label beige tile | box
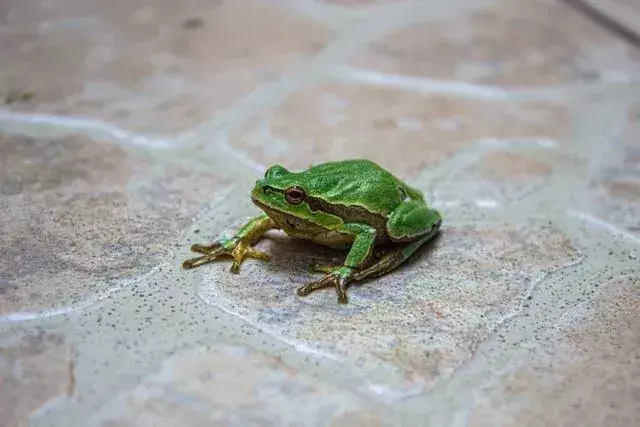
[350,0,640,86]
[440,148,556,204]
[478,152,553,180]
[230,83,569,179]
[470,276,640,427]
[0,133,230,314]
[0,0,330,134]
[194,218,580,395]
[0,331,74,427]
[89,344,382,427]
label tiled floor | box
[1,0,639,426]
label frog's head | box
[251,164,340,226]
[251,165,307,212]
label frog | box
[182,159,442,304]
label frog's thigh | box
[352,229,439,282]
[386,200,440,241]
[337,223,377,268]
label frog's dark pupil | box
[285,186,305,205]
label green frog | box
[183,159,442,304]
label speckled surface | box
[1,1,639,426]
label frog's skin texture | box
[183,159,442,304]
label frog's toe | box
[296,277,334,296]
[228,243,270,273]
[229,258,241,274]
[182,256,203,269]
[184,241,233,269]
[246,247,270,261]
[190,242,222,254]
[182,252,225,269]
[297,267,353,304]
[336,275,349,304]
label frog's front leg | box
[182,214,278,273]
[297,223,376,304]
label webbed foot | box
[182,239,270,273]
[297,266,353,304]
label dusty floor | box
[1,0,639,426]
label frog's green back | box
[297,159,424,216]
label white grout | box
[566,209,640,246]
[0,110,177,149]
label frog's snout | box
[252,180,265,193]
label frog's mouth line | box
[251,195,287,216]
[251,196,271,211]
[252,196,328,233]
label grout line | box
[0,110,178,149]
[217,130,268,175]
[495,251,586,328]
[332,67,514,100]
[566,209,640,246]
[0,261,166,325]
[330,66,635,101]
[0,186,239,326]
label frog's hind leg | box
[297,222,377,304]
[354,220,442,282]
[386,199,442,242]
[302,221,441,302]
[348,198,441,280]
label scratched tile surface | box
[1,0,639,426]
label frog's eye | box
[284,186,306,205]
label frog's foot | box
[297,266,353,304]
[182,239,270,273]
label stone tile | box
[471,150,553,201]
[436,145,556,206]
[0,0,330,134]
[230,83,569,179]
[89,344,383,427]
[0,133,231,315]
[0,331,74,427]
[193,217,580,396]
[477,151,553,181]
[350,0,640,86]
[577,103,640,236]
[470,275,640,427]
